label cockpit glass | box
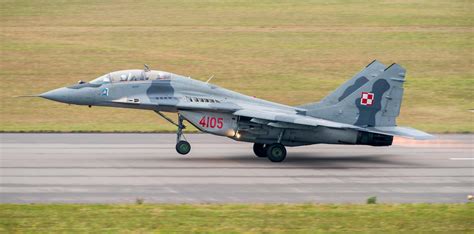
[89,70,177,84]
[90,74,111,84]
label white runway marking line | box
[449,158,474,160]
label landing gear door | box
[179,111,237,137]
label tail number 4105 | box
[199,116,223,129]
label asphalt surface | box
[1,133,473,203]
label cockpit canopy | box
[89,70,177,84]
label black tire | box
[253,143,267,157]
[176,141,191,155]
[266,143,287,162]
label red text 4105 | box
[199,116,224,129]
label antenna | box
[144,64,150,72]
[206,75,215,84]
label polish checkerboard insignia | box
[360,92,374,106]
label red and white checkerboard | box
[360,92,374,106]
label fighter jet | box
[39,60,432,162]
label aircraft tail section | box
[303,63,407,127]
[298,60,386,110]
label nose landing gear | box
[154,111,191,155]
[175,114,191,155]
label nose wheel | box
[154,111,192,155]
[176,140,191,155]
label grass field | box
[1,0,472,132]
[1,204,472,232]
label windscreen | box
[89,74,111,84]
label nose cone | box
[40,87,70,103]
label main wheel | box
[176,141,191,155]
[266,143,287,162]
[253,143,267,157]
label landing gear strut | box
[175,114,191,155]
[154,111,192,155]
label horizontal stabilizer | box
[364,126,434,140]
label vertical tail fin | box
[299,60,386,110]
[303,63,406,127]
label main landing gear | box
[253,143,267,157]
[253,143,287,162]
[252,129,287,162]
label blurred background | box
[1,0,472,132]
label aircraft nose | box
[40,87,70,103]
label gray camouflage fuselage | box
[40,61,432,149]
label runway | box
[1,133,472,203]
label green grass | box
[1,0,473,132]
[1,204,472,233]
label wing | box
[233,109,357,129]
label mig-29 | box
[38,60,432,162]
